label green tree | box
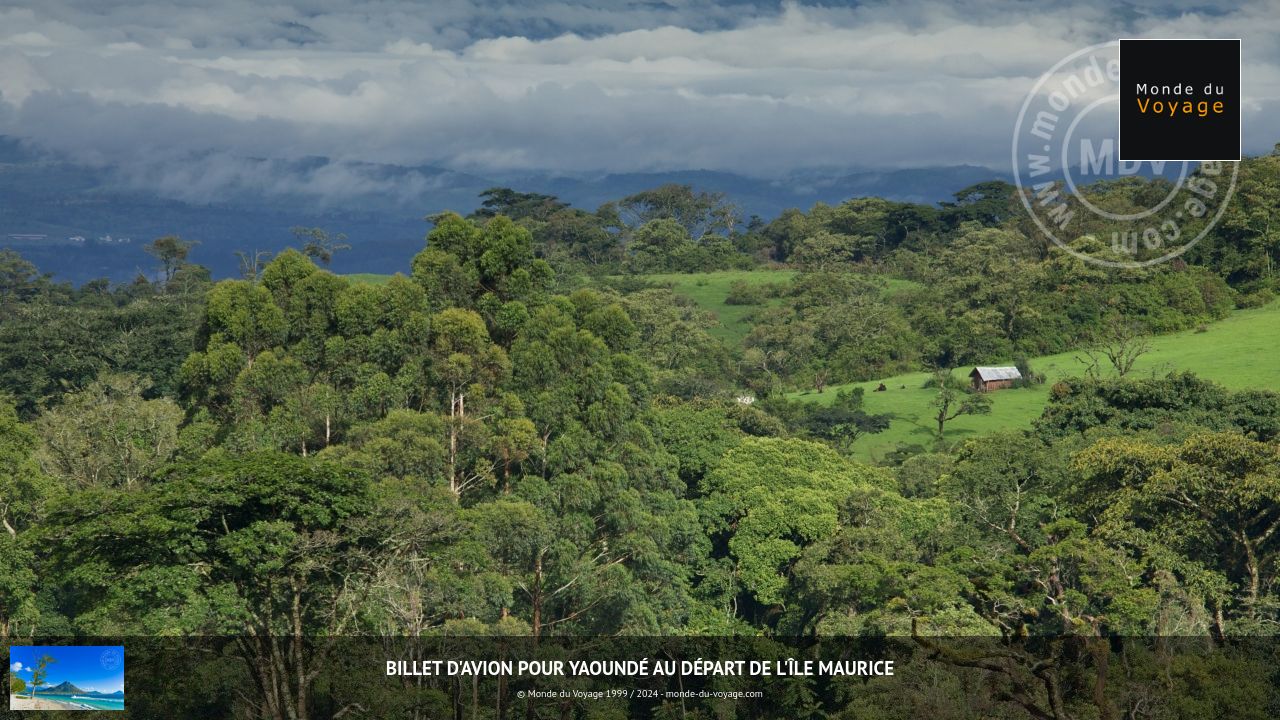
[0,399,50,642]
[928,432,1165,720]
[429,308,511,498]
[30,654,54,700]
[144,235,198,283]
[1201,152,1280,283]
[202,280,287,363]
[319,410,446,483]
[0,398,50,537]
[0,287,199,419]
[760,207,813,261]
[412,213,552,313]
[615,183,738,239]
[782,483,971,636]
[1036,372,1280,442]
[0,532,38,642]
[1077,432,1280,632]
[498,301,704,636]
[791,230,863,270]
[47,452,375,719]
[360,476,515,636]
[470,187,568,222]
[533,207,617,266]
[0,249,45,307]
[36,374,183,489]
[939,181,1017,227]
[626,218,694,272]
[291,227,351,266]
[1089,313,1153,378]
[701,437,894,609]
[796,388,891,452]
[931,370,991,440]
[617,288,734,397]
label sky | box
[1,0,1278,200]
[9,646,125,694]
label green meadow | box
[792,300,1280,463]
[639,269,919,344]
[638,270,796,343]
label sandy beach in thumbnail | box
[9,693,89,710]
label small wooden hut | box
[969,366,1022,392]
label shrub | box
[1238,288,1275,309]
[725,280,768,305]
[1014,356,1045,387]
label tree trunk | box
[1242,532,1261,611]
[531,551,544,639]
[1088,638,1117,720]
[292,583,308,720]
[453,676,464,720]
[1212,602,1226,646]
[448,391,465,498]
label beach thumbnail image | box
[8,646,124,711]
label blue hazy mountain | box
[0,137,1006,283]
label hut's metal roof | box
[970,366,1022,381]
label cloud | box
[1,0,1277,202]
[10,662,22,672]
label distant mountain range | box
[28,680,123,697]
[38,681,86,695]
[0,135,1007,283]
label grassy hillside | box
[639,270,796,343]
[639,270,920,344]
[792,300,1280,463]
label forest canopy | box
[3,158,1280,718]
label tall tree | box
[469,188,568,222]
[144,235,198,283]
[29,654,54,701]
[428,308,511,499]
[1077,432,1280,631]
[201,280,288,363]
[36,374,183,489]
[701,437,894,611]
[615,184,738,238]
[0,250,45,307]
[291,227,350,267]
[0,398,49,642]
[47,453,376,720]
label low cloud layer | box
[2,0,1279,201]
